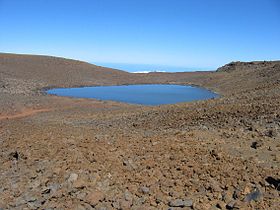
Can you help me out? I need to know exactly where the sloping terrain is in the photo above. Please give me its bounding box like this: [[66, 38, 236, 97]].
[[0, 53, 279, 209]]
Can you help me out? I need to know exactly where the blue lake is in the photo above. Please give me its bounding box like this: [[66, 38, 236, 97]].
[[47, 84, 218, 106]]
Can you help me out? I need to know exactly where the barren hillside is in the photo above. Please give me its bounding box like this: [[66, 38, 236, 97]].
[[0, 53, 279, 209]]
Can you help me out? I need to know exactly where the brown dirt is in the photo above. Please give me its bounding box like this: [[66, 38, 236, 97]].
[[0, 108, 51, 121], [0, 53, 279, 209]]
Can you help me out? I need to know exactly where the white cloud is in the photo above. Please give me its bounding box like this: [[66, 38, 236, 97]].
[[131, 70, 166, 73]]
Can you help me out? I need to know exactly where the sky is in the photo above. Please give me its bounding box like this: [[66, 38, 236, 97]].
[[0, 0, 279, 70]]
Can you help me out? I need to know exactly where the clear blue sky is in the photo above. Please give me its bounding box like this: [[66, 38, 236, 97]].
[[0, 0, 279, 69]]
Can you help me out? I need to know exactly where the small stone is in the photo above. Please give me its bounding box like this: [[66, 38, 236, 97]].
[[29, 180, 40, 189], [209, 202, 221, 210], [210, 150, 222, 160], [242, 186, 251, 195], [85, 190, 105, 207], [265, 129, 277, 138], [123, 159, 138, 170], [25, 196, 37, 202], [273, 154, 280, 162], [244, 188, 262, 202], [112, 201, 120, 209], [265, 176, 280, 191], [124, 190, 133, 202], [215, 201, 226, 209], [75, 204, 87, 210], [168, 199, 193, 207], [76, 192, 87, 200], [222, 191, 232, 203], [14, 197, 26, 207], [155, 194, 164, 204], [134, 197, 146, 205], [210, 179, 222, 192], [251, 140, 263, 149], [68, 173, 78, 182], [27, 200, 41, 209], [49, 183, 60, 192], [233, 200, 248, 209], [73, 179, 87, 189], [226, 200, 235, 209], [139, 186, 150, 194], [96, 207, 108, 210], [120, 199, 132, 209], [41, 187, 51, 194], [9, 151, 19, 160]]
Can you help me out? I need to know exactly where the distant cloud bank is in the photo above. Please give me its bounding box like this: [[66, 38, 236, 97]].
[[131, 70, 166, 73], [93, 62, 214, 73]]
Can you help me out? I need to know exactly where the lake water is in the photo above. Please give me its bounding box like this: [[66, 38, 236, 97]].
[[47, 84, 218, 106]]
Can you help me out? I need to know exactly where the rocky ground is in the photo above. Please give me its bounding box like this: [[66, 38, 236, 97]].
[[0, 53, 279, 209]]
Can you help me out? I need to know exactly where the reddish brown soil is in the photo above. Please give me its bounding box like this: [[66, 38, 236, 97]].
[[0, 53, 279, 209], [0, 108, 51, 121]]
